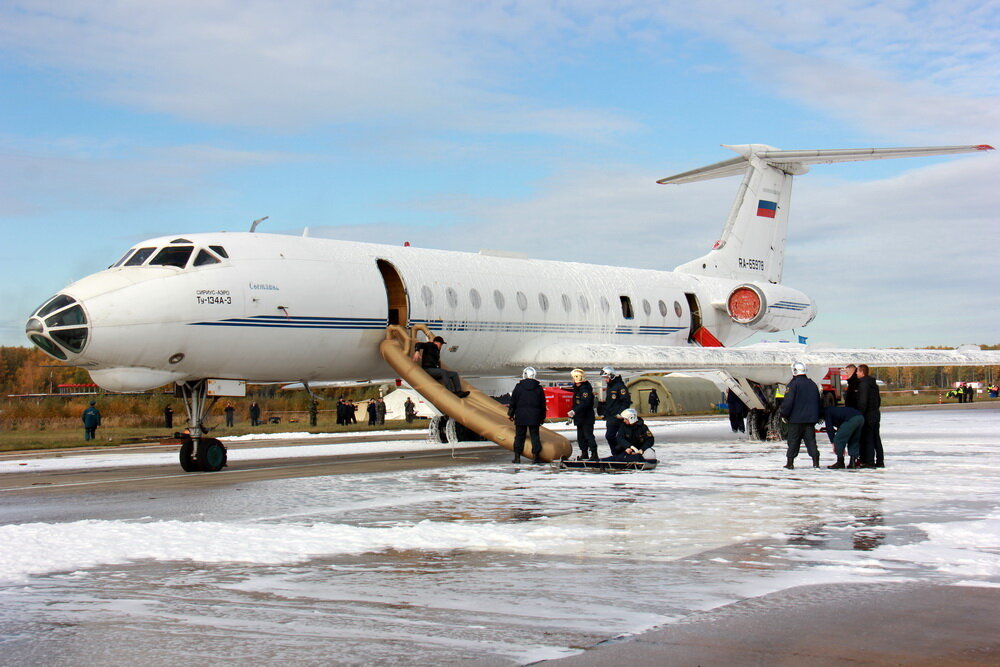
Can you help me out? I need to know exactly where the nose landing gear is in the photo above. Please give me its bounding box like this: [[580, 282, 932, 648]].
[[176, 379, 228, 472]]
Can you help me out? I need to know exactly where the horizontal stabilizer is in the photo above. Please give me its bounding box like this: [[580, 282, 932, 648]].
[[657, 144, 994, 184]]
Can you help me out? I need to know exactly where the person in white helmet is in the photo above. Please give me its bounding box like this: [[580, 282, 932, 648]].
[[507, 367, 546, 463], [779, 361, 823, 469], [600, 366, 631, 455], [568, 368, 598, 460], [605, 408, 656, 463]]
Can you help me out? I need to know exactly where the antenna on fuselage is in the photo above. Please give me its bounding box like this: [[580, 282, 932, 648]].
[[250, 216, 269, 232]]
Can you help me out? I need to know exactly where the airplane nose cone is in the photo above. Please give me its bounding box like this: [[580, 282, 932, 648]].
[[25, 295, 90, 361]]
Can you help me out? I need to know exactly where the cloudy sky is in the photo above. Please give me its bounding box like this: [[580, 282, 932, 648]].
[[1, 0, 997, 349]]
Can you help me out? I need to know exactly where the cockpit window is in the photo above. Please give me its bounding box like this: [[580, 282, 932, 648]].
[[45, 304, 87, 328], [149, 246, 194, 268], [125, 247, 156, 266], [30, 334, 67, 360], [112, 249, 135, 268], [209, 245, 229, 258], [193, 249, 221, 266], [36, 295, 75, 318]]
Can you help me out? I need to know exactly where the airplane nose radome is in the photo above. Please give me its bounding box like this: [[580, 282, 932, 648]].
[[26, 294, 90, 361]]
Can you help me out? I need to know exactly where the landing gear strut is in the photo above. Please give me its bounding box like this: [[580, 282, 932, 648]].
[[176, 379, 227, 472]]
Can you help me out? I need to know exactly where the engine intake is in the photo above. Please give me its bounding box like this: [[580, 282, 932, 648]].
[[726, 283, 816, 332]]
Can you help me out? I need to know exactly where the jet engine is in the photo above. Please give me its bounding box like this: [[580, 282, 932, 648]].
[[725, 283, 816, 332]]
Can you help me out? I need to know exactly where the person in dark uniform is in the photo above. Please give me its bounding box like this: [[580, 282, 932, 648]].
[[843, 364, 859, 409], [600, 366, 631, 455], [508, 367, 546, 463], [780, 361, 822, 469], [347, 400, 358, 424], [568, 368, 598, 460], [224, 402, 235, 427], [309, 399, 318, 427], [404, 397, 416, 423], [726, 388, 747, 433], [366, 400, 378, 425], [604, 408, 656, 462], [163, 404, 174, 429], [376, 398, 386, 425], [249, 401, 261, 426], [823, 405, 864, 469], [857, 363, 883, 467], [647, 389, 660, 415], [413, 336, 469, 398], [82, 401, 101, 441]]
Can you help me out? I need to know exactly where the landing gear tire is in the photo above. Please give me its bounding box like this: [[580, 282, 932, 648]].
[[748, 409, 769, 441], [197, 438, 228, 472], [179, 439, 200, 472]]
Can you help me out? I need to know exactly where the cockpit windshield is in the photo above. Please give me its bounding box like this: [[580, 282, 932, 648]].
[[124, 247, 156, 266], [149, 246, 194, 268], [113, 244, 228, 269]]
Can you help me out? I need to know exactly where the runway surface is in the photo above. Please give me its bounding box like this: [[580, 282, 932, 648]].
[[1, 406, 998, 665]]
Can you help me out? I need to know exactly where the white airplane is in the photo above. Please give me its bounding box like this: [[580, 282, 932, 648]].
[[25, 143, 997, 470]]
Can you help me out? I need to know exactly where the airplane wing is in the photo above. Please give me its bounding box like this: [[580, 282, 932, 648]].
[[512, 341, 1000, 376]]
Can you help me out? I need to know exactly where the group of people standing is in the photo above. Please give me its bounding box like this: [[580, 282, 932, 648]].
[[506, 365, 654, 465], [366, 398, 387, 425], [781, 362, 882, 470]]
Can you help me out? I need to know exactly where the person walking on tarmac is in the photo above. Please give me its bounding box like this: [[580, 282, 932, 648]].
[[605, 408, 656, 463], [567, 368, 598, 460], [780, 361, 823, 469], [857, 364, 884, 467], [823, 405, 865, 469], [648, 389, 660, 415], [508, 367, 546, 464], [601, 366, 631, 455], [82, 401, 101, 441], [413, 335, 470, 398]]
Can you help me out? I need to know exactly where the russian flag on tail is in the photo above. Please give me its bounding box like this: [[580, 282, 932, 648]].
[[757, 199, 777, 218]]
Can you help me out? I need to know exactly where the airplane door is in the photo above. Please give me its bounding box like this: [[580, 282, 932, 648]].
[[377, 259, 409, 326], [685, 292, 701, 343]]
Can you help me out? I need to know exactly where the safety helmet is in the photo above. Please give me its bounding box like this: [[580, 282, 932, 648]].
[[620, 408, 638, 424], [522, 366, 537, 379], [792, 361, 807, 376], [570, 368, 586, 382], [601, 366, 615, 378]]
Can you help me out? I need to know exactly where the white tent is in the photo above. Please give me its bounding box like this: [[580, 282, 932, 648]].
[[382, 387, 439, 420]]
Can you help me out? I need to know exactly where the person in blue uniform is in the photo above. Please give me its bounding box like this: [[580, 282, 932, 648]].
[[82, 401, 101, 441], [822, 405, 864, 469], [567, 368, 598, 460], [508, 367, 546, 463], [780, 361, 823, 469], [413, 335, 469, 398], [603, 408, 656, 463], [600, 366, 631, 455]]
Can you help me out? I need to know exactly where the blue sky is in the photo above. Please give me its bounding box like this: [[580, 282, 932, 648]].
[[1, 0, 997, 349]]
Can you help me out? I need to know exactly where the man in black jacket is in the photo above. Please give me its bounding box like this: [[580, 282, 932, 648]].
[[857, 363, 883, 467], [601, 366, 632, 455], [607, 408, 656, 462], [779, 361, 823, 469], [413, 335, 469, 398], [842, 364, 859, 409], [508, 367, 546, 463], [568, 368, 598, 460]]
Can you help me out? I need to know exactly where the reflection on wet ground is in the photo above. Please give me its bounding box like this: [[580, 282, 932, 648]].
[[1, 410, 998, 664]]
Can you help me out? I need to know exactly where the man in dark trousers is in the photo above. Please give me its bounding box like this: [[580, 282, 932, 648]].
[[224, 402, 235, 427], [508, 367, 546, 463], [607, 408, 656, 463], [843, 364, 859, 408], [82, 401, 101, 441], [412, 335, 469, 398], [568, 368, 598, 460], [857, 363, 884, 467], [249, 401, 261, 426], [601, 366, 631, 455], [163, 404, 174, 429], [780, 361, 822, 469], [726, 388, 747, 433], [647, 389, 660, 415], [823, 405, 864, 469], [366, 400, 378, 425], [404, 396, 416, 423]]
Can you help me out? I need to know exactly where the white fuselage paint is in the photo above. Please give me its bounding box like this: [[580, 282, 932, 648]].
[[54, 232, 814, 391]]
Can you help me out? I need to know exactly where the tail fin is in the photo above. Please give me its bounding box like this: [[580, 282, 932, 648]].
[[661, 144, 993, 284]]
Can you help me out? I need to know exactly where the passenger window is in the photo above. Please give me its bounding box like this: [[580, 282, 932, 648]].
[[125, 247, 156, 266], [600, 296, 610, 313], [538, 293, 549, 311], [149, 246, 194, 268], [561, 294, 572, 312], [209, 245, 229, 258], [112, 249, 135, 268], [421, 286, 434, 307], [493, 290, 505, 310], [469, 289, 482, 309], [446, 287, 458, 308], [620, 296, 634, 319], [658, 299, 668, 317], [193, 250, 221, 266], [516, 292, 528, 311], [643, 299, 651, 316], [578, 295, 589, 313]]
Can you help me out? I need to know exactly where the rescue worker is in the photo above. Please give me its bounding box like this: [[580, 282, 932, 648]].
[[82, 401, 101, 441], [412, 335, 469, 398], [648, 389, 660, 415], [376, 398, 386, 425], [823, 405, 864, 469], [309, 399, 318, 427], [726, 388, 747, 433], [843, 364, 859, 409], [224, 402, 235, 427], [567, 368, 598, 460], [857, 364, 883, 467], [779, 361, 822, 469], [366, 400, 378, 425], [605, 408, 656, 462], [508, 367, 546, 463], [249, 401, 261, 426], [404, 396, 416, 423], [601, 366, 631, 455], [163, 404, 173, 429]]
